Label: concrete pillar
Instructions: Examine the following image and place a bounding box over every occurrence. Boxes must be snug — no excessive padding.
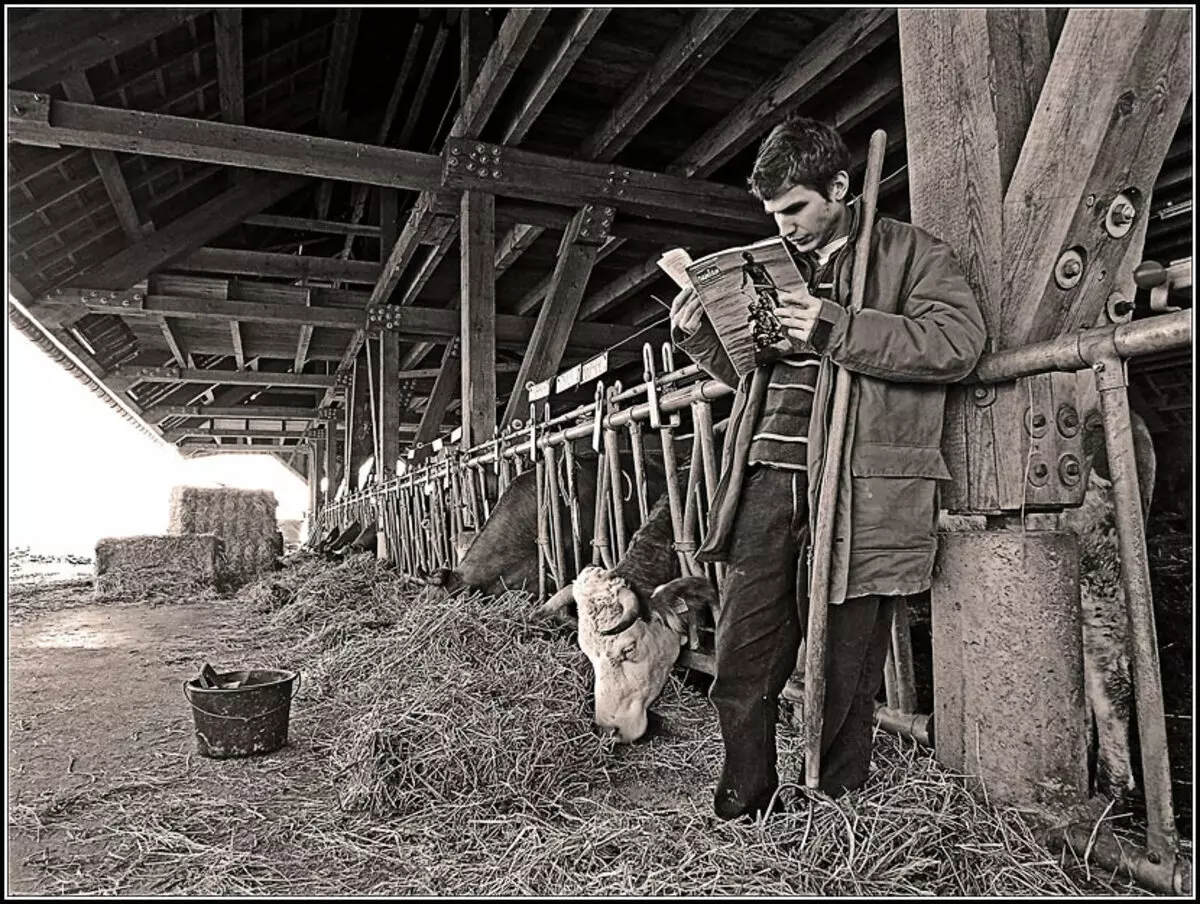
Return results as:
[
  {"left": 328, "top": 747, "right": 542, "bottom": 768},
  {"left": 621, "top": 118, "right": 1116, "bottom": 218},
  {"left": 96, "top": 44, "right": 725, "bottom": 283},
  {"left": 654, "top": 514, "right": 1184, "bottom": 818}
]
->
[{"left": 932, "top": 525, "right": 1089, "bottom": 813}]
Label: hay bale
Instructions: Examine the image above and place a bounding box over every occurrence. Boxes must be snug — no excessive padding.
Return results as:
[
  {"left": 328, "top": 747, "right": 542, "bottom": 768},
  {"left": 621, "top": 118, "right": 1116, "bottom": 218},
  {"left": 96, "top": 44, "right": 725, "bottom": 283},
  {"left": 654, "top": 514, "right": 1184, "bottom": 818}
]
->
[
  {"left": 168, "top": 486, "right": 279, "bottom": 583},
  {"left": 94, "top": 534, "right": 223, "bottom": 603}
]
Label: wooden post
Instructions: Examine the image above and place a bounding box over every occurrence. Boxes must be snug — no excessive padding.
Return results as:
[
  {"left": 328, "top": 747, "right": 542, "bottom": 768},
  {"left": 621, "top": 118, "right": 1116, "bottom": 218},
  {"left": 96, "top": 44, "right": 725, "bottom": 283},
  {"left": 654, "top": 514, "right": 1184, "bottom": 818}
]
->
[
  {"left": 378, "top": 331, "right": 401, "bottom": 561},
  {"left": 323, "top": 417, "right": 340, "bottom": 506},
  {"left": 460, "top": 190, "right": 496, "bottom": 448},
  {"left": 345, "top": 347, "right": 373, "bottom": 493}
]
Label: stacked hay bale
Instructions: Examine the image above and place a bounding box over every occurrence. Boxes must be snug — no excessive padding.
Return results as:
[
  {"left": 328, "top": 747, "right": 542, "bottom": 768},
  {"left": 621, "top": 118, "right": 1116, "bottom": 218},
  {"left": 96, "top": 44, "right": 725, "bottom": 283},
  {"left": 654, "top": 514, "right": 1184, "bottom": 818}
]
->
[
  {"left": 169, "top": 486, "right": 279, "bottom": 585},
  {"left": 94, "top": 534, "right": 223, "bottom": 602}
]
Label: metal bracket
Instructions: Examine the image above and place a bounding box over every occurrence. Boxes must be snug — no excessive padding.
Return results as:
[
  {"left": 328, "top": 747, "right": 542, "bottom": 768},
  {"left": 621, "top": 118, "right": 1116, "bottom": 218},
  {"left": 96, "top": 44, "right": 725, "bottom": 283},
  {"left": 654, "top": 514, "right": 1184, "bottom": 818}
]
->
[
  {"left": 9, "top": 90, "right": 58, "bottom": 148},
  {"left": 601, "top": 166, "right": 631, "bottom": 198},
  {"left": 574, "top": 203, "right": 615, "bottom": 246},
  {"left": 443, "top": 138, "right": 504, "bottom": 185},
  {"left": 365, "top": 304, "right": 403, "bottom": 332},
  {"left": 75, "top": 287, "right": 146, "bottom": 310}
]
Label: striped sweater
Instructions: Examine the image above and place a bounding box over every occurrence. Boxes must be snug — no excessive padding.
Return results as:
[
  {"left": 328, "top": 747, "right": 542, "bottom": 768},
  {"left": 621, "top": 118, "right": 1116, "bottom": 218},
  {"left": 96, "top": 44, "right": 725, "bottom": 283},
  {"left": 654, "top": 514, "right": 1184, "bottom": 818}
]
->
[{"left": 748, "top": 239, "right": 847, "bottom": 470}]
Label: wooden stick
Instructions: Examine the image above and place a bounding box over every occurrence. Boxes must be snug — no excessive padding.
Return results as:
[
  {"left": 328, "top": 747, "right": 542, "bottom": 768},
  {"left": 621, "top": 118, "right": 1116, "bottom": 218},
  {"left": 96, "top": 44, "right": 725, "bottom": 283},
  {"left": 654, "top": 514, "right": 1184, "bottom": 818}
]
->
[{"left": 804, "top": 128, "right": 888, "bottom": 789}]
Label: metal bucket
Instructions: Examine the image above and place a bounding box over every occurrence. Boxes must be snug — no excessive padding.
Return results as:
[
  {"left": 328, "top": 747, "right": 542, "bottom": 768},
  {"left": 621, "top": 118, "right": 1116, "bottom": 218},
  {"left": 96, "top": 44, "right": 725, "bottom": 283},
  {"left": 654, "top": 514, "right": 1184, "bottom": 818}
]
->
[{"left": 184, "top": 668, "right": 299, "bottom": 758}]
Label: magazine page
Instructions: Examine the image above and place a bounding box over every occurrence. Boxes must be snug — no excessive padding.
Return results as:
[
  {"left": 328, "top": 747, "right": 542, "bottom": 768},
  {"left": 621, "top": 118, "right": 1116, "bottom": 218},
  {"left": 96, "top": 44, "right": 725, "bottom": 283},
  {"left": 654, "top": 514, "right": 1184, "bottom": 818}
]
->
[{"left": 682, "top": 236, "right": 807, "bottom": 379}]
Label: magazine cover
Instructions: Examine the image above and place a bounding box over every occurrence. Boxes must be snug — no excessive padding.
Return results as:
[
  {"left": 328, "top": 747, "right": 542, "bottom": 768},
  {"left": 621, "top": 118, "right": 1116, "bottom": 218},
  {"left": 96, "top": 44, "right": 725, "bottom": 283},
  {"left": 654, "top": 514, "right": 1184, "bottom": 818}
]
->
[{"left": 664, "top": 237, "right": 807, "bottom": 379}]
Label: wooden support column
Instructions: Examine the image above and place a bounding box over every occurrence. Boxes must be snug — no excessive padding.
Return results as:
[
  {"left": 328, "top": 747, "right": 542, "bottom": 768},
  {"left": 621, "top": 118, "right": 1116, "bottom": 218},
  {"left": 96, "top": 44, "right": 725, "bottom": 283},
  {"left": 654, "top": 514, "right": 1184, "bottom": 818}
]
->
[
  {"left": 460, "top": 190, "right": 496, "bottom": 448},
  {"left": 502, "top": 204, "right": 612, "bottom": 427},
  {"left": 344, "top": 347, "right": 374, "bottom": 493},
  {"left": 309, "top": 430, "right": 323, "bottom": 521},
  {"left": 323, "top": 418, "right": 340, "bottom": 505},
  {"left": 416, "top": 339, "right": 460, "bottom": 446},
  {"left": 379, "top": 331, "right": 401, "bottom": 479},
  {"left": 900, "top": 7, "right": 1193, "bottom": 821}
]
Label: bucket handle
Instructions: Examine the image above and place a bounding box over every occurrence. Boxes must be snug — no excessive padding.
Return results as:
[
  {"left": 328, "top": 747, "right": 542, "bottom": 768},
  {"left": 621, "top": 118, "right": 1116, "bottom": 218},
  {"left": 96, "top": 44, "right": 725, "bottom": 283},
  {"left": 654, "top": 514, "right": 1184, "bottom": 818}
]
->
[{"left": 183, "top": 671, "right": 302, "bottom": 707}]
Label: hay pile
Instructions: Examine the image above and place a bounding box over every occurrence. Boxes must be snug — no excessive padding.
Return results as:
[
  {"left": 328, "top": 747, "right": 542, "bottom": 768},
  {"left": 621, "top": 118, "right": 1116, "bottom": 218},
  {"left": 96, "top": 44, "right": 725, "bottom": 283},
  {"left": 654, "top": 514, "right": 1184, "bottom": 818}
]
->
[
  {"left": 93, "top": 534, "right": 225, "bottom": 603},
  {"left": 12, "top": 555, "right": 1156, "bottom": 896},
  {"left": 169, "top": 486, "right": 278, "bottom": 584}
]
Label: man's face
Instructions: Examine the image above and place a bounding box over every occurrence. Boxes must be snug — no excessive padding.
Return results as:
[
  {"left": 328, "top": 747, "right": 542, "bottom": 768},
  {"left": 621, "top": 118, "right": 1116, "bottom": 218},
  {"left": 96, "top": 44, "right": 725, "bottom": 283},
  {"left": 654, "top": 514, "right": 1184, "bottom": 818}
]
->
[{"left": 762, "top": 171, "right": 849, "bottom": 253}]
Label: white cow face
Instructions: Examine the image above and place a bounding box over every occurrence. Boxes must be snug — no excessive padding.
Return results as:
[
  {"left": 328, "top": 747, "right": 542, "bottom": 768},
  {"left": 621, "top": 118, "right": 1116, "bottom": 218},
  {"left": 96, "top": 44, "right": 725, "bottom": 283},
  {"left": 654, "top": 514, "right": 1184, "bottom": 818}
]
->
[{"left": 571, "top": 566, "right": 686, "bottom": 743}]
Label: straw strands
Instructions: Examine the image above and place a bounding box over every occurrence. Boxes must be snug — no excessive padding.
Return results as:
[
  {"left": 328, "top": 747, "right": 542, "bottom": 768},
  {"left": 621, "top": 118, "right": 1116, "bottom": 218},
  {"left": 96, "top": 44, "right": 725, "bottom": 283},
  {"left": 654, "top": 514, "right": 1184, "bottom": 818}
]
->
[
  {"left": 10, "top": 555, "right": 1156, "bottom": 896},
  {"left": 93, "top": 534, "right": 226, "bottom": 603},
  {"left": 169, "top": 486, "right": 279, "bottom": 583}
]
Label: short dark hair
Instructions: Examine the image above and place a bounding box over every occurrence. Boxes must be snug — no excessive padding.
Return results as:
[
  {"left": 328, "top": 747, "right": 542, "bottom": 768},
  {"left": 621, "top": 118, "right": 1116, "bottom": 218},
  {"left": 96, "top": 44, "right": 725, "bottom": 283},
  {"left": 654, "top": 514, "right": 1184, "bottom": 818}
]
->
[{"left": 748, "top": 116, "right": 851, "bottom": 202}]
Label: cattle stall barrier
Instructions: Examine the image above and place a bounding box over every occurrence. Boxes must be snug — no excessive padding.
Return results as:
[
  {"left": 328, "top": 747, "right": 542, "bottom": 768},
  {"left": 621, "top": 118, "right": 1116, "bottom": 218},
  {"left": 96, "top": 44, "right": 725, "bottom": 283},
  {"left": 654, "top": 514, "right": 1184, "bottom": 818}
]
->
[{"left": 310, "top": 307, "right": 1191, "bottom": 894}]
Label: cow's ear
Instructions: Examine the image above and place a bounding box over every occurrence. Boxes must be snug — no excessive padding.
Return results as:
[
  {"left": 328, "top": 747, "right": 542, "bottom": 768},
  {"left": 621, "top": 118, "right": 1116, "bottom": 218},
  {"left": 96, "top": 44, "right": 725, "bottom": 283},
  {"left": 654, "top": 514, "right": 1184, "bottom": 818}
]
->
[{"left": 661, "top": 608, "right": 689, "bottom": 639}]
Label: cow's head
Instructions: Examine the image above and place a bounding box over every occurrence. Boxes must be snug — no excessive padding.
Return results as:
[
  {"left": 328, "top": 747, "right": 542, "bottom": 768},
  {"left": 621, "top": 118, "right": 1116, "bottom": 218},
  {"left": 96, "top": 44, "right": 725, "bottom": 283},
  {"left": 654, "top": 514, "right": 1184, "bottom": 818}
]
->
[
  {"left": 543, "top": 566, "right": 715, "bottom": 743},
  {"left": 419, "top": 567, "right": 465, "bottom": 595}
]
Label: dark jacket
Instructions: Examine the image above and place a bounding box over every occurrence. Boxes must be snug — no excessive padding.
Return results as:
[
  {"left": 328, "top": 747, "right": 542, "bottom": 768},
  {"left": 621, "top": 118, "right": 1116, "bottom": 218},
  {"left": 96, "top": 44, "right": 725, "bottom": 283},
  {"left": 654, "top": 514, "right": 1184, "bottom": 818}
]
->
[{"left": 675, "top": 216, "right": 987, "bottom": 603}]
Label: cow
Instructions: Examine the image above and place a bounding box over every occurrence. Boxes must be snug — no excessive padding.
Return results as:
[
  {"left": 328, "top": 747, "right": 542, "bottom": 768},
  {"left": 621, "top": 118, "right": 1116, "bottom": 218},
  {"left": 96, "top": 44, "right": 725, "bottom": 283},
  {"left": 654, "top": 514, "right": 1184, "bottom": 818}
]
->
[
  {"left": 541, "top": 490, "right": 719, "bottom": 742},
  {"left": 423, "top": 442, "right": 670, "bottom": 597}
]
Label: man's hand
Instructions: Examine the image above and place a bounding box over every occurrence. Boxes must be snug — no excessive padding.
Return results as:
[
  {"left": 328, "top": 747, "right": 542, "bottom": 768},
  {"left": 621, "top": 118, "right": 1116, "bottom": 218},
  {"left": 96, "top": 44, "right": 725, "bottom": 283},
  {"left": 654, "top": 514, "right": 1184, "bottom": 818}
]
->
[
  {"left": 671, "top": 287, "right": 704, "bottom": 337},
  {"left": 775, "top": 286, "right": 822, "bottom": 345}
]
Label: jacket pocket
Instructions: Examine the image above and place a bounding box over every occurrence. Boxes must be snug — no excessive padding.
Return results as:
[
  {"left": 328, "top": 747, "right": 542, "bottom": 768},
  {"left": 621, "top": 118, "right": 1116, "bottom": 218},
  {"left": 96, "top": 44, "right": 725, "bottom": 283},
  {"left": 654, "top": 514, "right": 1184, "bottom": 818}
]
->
[{"left": 850, "top": 442, "right": 952, "bottom": 480}]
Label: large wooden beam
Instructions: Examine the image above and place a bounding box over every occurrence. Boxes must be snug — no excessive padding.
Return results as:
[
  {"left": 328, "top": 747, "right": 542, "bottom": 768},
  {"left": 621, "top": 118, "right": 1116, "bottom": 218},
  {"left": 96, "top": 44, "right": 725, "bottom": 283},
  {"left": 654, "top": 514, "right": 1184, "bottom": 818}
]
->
[
  {"left": 214, "top": 10, "right": 244, "bottom": 125},
  {"left": 230, "top": 322, "right": 246, "bottom": 369},
  {"left": 502, "top": 205, "right": 611, "bottom": 427},
  {"left": 115, "top": 366, "right": 337, "bottom": 388},
  {"left": 378, "top": 332, "right": 402, "bottom": 480},
  {"left": 59, "top": 73, "right": 144, "bottom": 243},
  {"left": 158, "top": 317, "right": 189, "bottom": 368},
  {"left": 166, "top": 427, "right": 312, "bottom": 442},
  {"left": 415, "top": 340, "right": 460, "bottom": 446},
  {"left": 9, "top": 93, "right": 443, "bottom": 193},
  {"left": 245, "top": 214, "right": 381, "bottom": 238},
  {"left": 147, "top": 405, "right": 326, "bottom": 422},
  {"left": 1001, "top": 9, "right": 1192, "bottom": 346},
  {"left": 8, "top": 8, "right": 211, "bottom": 90},
  {"left": 460, "top": 190, "right": 496, "bottom": 448},
  {"left": 672, "top": 8, "right": 898, "bottom": 178},
  {"left": 169, "top": 247, "right": 381, "bottom": 283},
  {"left": 68, "top": 172, "right": 306, "bottom": 291}
]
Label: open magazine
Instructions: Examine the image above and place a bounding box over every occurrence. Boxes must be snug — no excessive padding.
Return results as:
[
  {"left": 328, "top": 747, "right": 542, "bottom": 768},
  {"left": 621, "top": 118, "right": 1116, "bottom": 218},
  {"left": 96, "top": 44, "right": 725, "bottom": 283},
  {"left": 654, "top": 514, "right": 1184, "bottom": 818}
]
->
[{"left": 659, "top": 236, "right": 808, "bottom": 379}]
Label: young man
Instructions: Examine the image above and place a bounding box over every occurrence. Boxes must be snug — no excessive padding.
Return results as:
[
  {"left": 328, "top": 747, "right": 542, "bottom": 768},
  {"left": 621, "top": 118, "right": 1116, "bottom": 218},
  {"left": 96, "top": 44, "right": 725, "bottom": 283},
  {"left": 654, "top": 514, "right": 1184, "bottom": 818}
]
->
[{"left": 671, "top": 117, "right": 987, "bottom": 820}]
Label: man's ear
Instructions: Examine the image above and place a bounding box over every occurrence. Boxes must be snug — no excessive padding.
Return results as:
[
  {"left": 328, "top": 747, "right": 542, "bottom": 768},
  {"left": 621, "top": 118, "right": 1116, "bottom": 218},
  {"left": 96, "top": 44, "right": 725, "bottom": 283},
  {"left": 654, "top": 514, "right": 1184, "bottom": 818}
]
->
[{"left": 829, "top": 171, "right": 849, "bottom": 202}]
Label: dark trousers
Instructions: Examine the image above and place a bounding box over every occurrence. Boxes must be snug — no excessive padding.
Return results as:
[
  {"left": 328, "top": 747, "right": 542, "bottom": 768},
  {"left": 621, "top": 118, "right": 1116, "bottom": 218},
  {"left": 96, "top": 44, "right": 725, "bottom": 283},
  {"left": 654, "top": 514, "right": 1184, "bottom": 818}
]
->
[{"left": 710, "top": 466, "right": 894, "bottom": 818}]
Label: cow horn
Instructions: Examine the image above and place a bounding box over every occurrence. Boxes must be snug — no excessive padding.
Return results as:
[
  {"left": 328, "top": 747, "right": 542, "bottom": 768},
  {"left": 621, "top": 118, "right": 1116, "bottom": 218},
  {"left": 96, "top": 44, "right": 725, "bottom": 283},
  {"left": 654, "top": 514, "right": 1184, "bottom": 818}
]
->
[
  {"left": 600, "top": 586, "right": 643, "bottom": 636},
  {"left": 540, "top": 583, "right": 576, "bottom": 615}
]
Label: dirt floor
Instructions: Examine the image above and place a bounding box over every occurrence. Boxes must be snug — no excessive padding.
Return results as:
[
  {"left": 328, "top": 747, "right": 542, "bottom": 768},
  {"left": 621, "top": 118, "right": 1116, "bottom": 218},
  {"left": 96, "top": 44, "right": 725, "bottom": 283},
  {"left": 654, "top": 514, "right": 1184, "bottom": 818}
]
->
[{"left": 7, "top": 590, "right": 264, "bottom": 893}]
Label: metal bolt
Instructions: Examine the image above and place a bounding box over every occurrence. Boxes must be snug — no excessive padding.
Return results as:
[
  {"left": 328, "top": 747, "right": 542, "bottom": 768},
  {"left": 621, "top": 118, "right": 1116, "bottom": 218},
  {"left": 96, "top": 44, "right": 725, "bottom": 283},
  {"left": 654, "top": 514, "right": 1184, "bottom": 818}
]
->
[
  {"left": 1061, "top": 410, "right": 1079, "bottom": 430},
  {"left": 121, "top": 299, "right": 130, "bottom": 307},
  {"left": 1113, "top": 299, "right": 1134, "bottom": 316},
  {"left": 1111, "top": 201, "right": 1135, "bottom": 226},
  {"left": 1085, "top": 194, "right": 1096, "bottom": 208},
  {"left": 1032, "top": 413, "right": 1047, "bottom": 429},
  {"left": 133, "top": 293, "right": 143, "bottom": 302},
  {"left": 1063, "top": 460, "right": 1080, "bottom": 478},
  {"left": 973, "top": 387, "right": 989, "bottom": 400},
  {"left": 1061, "top": 258, "right": 1082, "bottom": 278},
  {"left": 466, "top": 162, "right": 475, "bottom": 171},
  {"left": 450, "top": 146, "right": 459, "bottom": 156},
  {"left": 1032, "top": 463, "right": 1049, "bottom": 479}
]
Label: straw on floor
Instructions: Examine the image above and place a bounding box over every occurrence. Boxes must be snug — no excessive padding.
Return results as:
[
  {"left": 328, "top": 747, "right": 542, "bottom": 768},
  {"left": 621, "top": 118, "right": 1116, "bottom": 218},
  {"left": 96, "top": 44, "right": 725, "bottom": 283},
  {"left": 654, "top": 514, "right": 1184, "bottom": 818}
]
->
[{"left": 9, "top": 554, "right": 1160, "bottom": 896}]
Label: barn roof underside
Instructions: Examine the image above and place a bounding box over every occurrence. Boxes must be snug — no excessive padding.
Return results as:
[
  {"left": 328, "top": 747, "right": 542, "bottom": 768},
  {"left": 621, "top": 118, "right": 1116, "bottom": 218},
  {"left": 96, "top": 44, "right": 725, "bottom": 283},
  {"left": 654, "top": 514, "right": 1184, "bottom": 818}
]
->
[{"left": 6, "top": 8, "right": 1193, "bottom": 467}]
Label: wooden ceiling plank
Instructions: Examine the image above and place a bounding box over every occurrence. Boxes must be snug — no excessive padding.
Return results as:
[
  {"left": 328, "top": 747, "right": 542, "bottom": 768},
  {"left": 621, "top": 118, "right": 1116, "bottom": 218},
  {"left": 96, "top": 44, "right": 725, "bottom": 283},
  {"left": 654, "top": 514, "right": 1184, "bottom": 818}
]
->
[
  {"left": 501, "top": 8, "right": 610, "bottom": 145},
  {"left": 214, "top": 9, "right": 245, "bottom": 125},
  {"left": 339, "top": 19, "right": 428, "bottom": 260},
  {"left": 671, "top": 8, "right": 898, "bottom": 178},
  {"left": 9, "top": 8, "right": 213, "bottom": 90},
  {"left": 169, "top": 247, "right": 381, "bottom": 283},
  {"left": 68, "top": 172, "right": 307, "bottom": 291},
  {"left": 314, "top": 10, "right": 362, "bottom": 220}
]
